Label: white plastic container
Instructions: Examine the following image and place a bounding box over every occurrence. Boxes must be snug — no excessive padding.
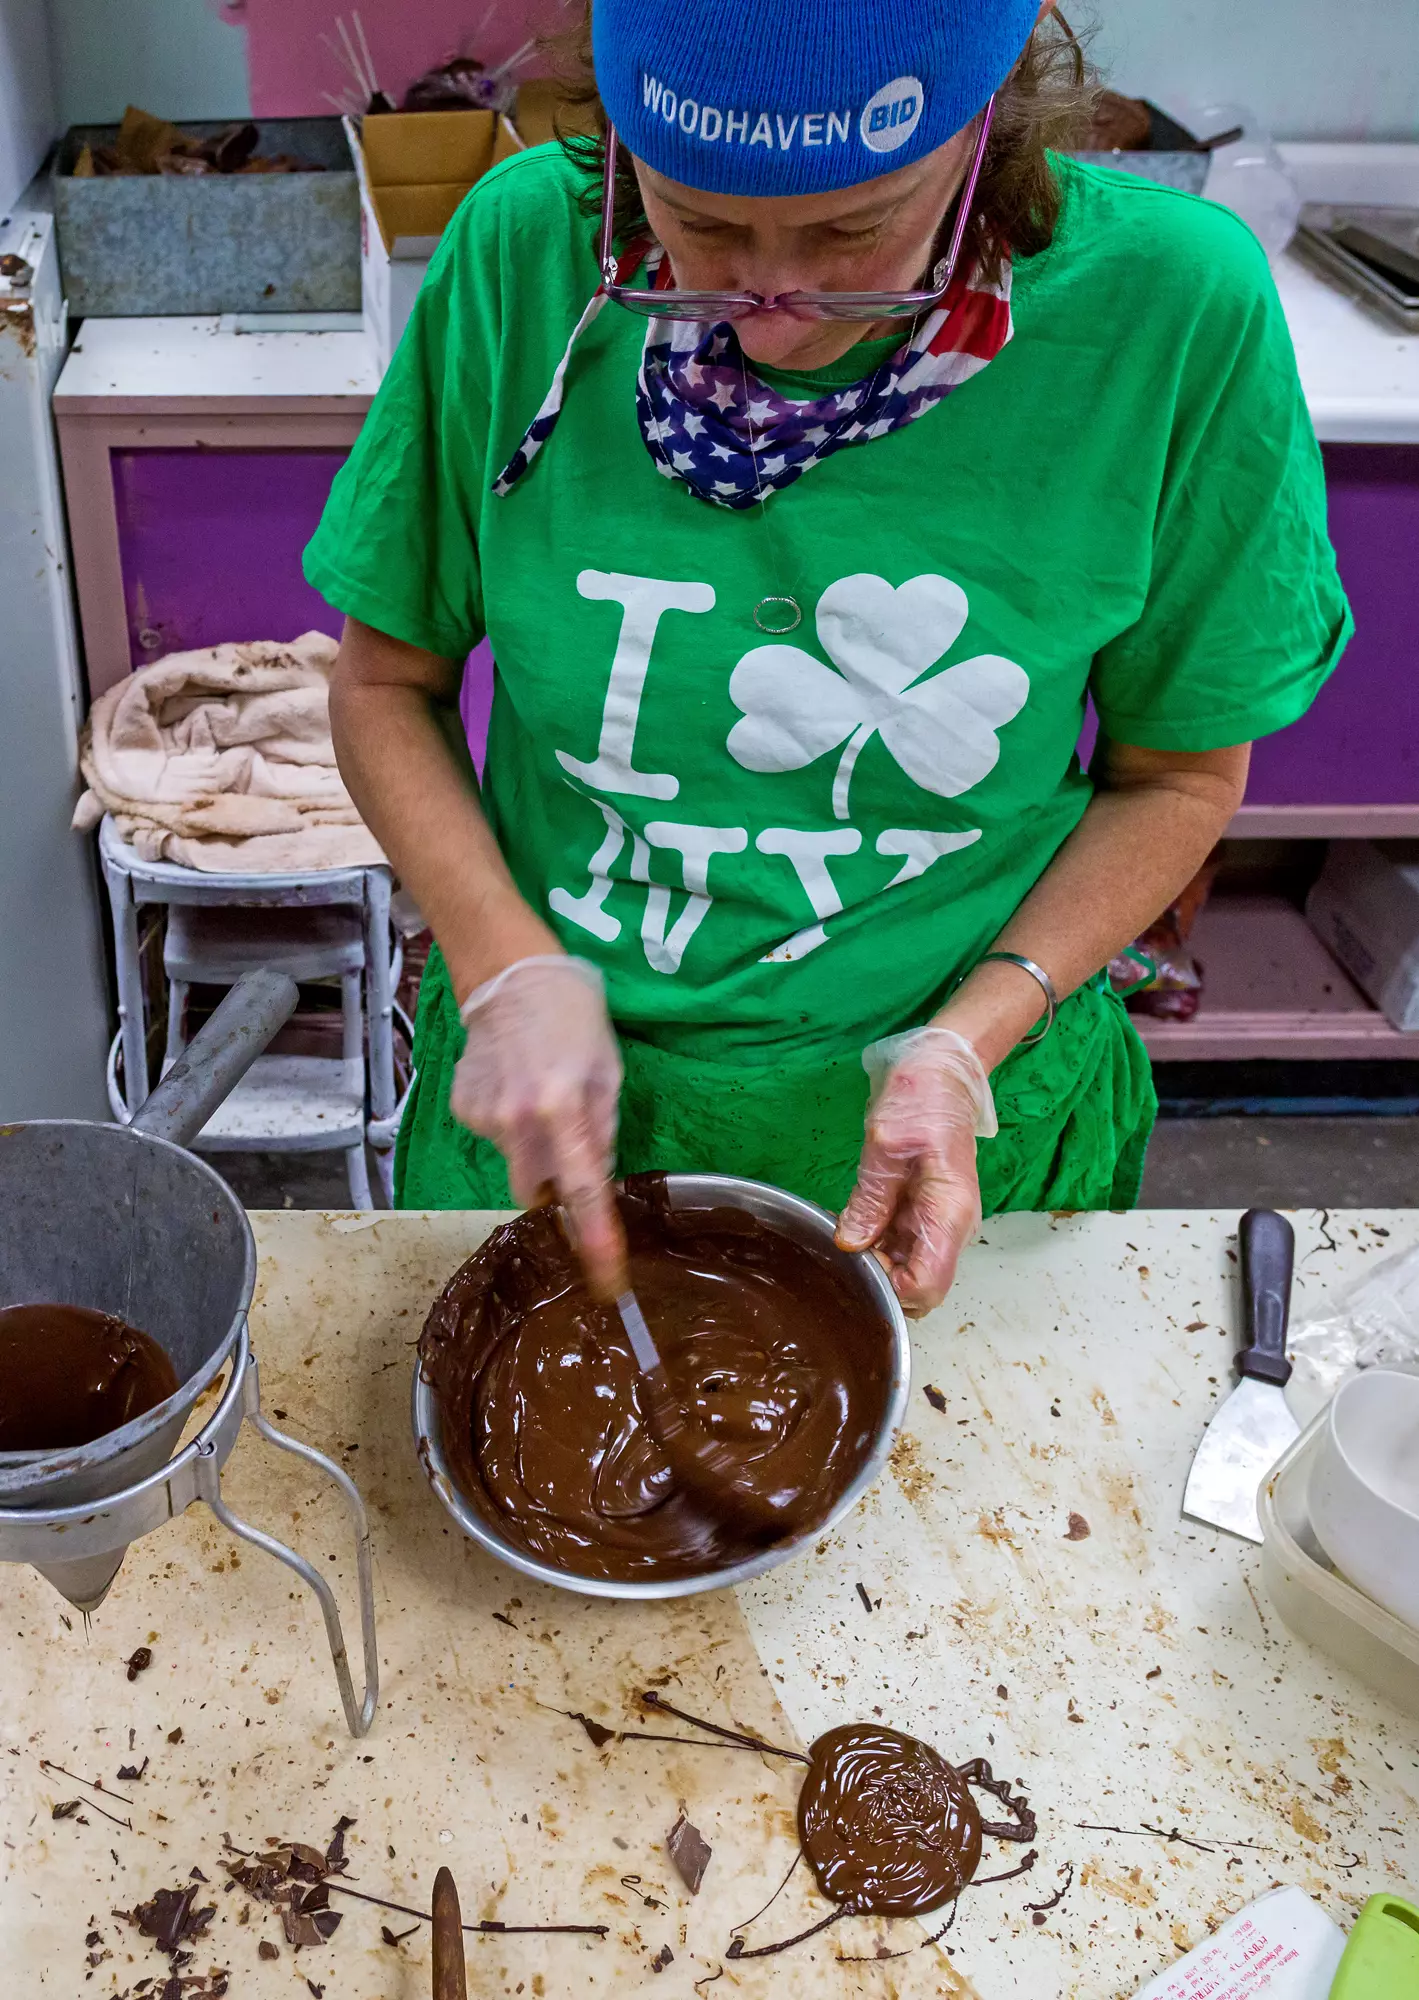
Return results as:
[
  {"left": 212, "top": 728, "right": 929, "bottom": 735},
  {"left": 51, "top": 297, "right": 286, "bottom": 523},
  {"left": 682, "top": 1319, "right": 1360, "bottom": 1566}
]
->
[
  {"left": 1308, "top": 1369, "right": 1419, "bottom": 1630},
  {"left": 1260, "top": 1413, "right": 1419, "bottom": 1719},
  {"left": 1306, "top": 841, "right": 1419, "bottom": 1033}
]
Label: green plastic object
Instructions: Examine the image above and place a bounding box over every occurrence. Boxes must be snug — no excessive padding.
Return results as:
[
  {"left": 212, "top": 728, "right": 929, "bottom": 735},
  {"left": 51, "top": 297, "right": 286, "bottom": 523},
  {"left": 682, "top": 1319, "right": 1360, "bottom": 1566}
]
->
[{"left": 1330, "top": 1895, "right": 1419, "bottom": 1998}]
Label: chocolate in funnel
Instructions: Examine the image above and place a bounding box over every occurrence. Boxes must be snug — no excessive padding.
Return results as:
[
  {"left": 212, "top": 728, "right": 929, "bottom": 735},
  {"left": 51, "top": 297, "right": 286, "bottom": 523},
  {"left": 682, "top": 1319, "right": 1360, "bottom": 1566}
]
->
[{"left": 0, "top": 1304, "right": 179, "bottom": 1453}]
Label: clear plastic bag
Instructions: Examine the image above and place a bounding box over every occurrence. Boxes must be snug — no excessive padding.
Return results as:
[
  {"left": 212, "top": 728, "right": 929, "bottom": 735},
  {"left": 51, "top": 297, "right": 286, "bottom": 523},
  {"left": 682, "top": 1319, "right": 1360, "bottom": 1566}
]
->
[{"left": 1287, "top": 1236, "right": 1419, "bottom": 1429}]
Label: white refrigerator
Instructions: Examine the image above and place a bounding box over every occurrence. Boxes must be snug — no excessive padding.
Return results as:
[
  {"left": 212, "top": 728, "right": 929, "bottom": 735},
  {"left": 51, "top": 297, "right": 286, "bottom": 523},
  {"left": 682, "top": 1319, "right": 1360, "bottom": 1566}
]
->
[{"left": 0, "top": 169, "right": 111, "bottom": 1118}]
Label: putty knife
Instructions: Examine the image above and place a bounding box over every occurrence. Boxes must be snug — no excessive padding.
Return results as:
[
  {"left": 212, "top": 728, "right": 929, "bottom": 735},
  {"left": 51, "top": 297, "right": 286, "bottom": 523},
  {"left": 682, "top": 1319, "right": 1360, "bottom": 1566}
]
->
[{"left": 1182, "top": 1208, "right": 1299, "bottom": 1544}]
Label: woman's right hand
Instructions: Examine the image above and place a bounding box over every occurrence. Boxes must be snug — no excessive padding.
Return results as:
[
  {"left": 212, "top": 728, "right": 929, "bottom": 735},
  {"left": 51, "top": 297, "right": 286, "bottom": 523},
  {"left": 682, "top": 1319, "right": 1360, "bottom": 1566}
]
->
[{"left": 451, "top": 955, "right": 627, "bottom": 1297}]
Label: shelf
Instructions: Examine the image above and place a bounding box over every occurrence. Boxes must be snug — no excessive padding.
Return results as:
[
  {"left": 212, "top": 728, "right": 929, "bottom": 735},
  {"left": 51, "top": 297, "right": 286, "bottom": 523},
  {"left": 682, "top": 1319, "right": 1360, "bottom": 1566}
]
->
[
  {"left": 1135, "top": 894, "right": 1419, "bottom": 1062},
  {"left": 1227, "top": 804, "right": 1419, "bottom": 840}
]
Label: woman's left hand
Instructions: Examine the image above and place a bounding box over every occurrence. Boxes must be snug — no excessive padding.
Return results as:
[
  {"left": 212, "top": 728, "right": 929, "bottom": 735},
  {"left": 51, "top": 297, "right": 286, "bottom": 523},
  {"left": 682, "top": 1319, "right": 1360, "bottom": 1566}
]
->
[{"left": 835, "top": 1027, "right": 996, "bottom": 1317}]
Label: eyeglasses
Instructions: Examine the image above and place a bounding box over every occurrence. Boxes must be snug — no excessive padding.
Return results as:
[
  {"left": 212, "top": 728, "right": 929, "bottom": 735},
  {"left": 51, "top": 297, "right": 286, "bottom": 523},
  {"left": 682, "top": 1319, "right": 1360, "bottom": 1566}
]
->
[{"left": 598, "top": 96, "right": 996, "bottom": 323}]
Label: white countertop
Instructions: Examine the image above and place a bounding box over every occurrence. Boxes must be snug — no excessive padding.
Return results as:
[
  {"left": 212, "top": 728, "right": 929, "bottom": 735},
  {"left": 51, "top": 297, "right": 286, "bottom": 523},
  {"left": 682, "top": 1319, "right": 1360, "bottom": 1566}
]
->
[
  {"left": 50, "top": 146, "right": 1419, "bottom": 442},
  {"left": 2, "top": 1205, "right": 1415, "bottom": 1998},
  {"left": 53, "top": 311, "right": 379, "bottom": 408}
]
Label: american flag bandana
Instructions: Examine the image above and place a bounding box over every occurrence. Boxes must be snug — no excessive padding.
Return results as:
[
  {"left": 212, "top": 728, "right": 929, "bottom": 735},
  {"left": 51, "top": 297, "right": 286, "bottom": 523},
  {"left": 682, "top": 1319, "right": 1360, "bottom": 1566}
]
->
[{"left": 493, "top": 242, "right": 1012, "bottom": 508}]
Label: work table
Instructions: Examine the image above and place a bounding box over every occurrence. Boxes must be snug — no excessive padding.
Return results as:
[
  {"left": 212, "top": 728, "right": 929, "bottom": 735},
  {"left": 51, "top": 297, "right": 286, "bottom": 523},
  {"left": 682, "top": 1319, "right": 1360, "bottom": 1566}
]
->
[{"left": 2, "top": 1207, "right": 1415, "bottom": 1997}]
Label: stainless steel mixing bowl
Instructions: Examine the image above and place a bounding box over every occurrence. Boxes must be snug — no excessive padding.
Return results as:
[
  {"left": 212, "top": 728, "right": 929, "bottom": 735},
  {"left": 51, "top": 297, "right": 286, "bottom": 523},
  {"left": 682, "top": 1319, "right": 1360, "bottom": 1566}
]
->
[{"left": 412, "top": 1173, "right": 911, "bottom": 1600}]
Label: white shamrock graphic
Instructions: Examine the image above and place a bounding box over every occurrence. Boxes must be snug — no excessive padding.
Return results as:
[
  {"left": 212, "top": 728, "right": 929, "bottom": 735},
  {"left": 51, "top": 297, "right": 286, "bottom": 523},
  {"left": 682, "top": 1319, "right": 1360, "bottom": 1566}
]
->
[{"left": 727, "top": 573, "right": 1029, "bottom": 820}]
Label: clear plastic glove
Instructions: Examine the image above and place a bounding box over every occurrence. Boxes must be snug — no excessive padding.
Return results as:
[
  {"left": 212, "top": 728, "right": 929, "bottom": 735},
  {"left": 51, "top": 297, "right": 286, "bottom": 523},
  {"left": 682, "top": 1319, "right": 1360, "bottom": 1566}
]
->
[
  {"left": 452, "top": 954, "right": 626, "bottom": 1297},
  {"left": 836, "top": 1026, "right": 997, "bottom": 1317}
]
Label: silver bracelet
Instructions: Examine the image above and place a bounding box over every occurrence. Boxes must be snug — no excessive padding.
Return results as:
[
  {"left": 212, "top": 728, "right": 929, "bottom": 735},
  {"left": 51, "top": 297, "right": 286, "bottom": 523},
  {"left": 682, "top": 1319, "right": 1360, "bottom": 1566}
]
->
[{"left": 978, "top": 951, "right": 1058, "bottom": 1047}]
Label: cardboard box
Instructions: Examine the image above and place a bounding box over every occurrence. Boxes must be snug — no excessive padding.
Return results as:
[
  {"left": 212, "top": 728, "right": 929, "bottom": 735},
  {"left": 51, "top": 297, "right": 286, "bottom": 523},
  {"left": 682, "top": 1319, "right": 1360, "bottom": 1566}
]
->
[
  {"left": 1306, "top": 840, "right": 1419, "bottom": 1032},
  {"left": 513, "top": 80, "right": 600, "bottom": 151},
  {"left": 346, "top": 110, "right": 522, "bottom": 373}
]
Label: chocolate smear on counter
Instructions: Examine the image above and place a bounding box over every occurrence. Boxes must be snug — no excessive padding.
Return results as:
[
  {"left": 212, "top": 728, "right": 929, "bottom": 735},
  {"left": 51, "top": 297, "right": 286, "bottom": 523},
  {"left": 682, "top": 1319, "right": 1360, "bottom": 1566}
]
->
[
  {"left": 0, "top": 1304, "right": 178, "bottom": 1450},
  {"left": 799, "top": 1727, "right": 985, "bottom": 1917},
  {"left": 418, "top": 1174, "right": 890, "bottom": 1583},
  {"left": 667, "top": 1813, "right": 712, "bottom": 1895},
  {"left": 127, "top": 1647, "right": 154, "bottom": 1680}
]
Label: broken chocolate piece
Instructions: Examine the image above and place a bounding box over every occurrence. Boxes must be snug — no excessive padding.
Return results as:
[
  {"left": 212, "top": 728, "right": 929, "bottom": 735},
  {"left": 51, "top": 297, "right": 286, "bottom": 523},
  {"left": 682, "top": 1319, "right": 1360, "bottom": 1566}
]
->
[
  {"left": 651, "top": 1943, "right": 674, "bottom": 1972},
  {"left": 126, "top": 1647, "right": 153, "bottom": 1681},
  {"left": 257, "top": 1939, "right": 278, "bottom": 1960},
  {"left": 117, "top": 1757, "right": 150, "bottom": 1781},
  {"left": 923, "top": 1384, "right": 947, "bottom": 1412},
  {"left": 324, "top": 1815, "right": 355, "bottom": 1872},
  {"left": 667, "top": 1814, "right": 712, "bottom": 1896},
  {"left": 1065, "top": 1512, "right": 1091, "bottom": 1541},
  {"left": 120, "top": 1882, "right": 216, "bottom": 1957},
  {"left": 51, "top": 1799, "right": 82, "bottom": 1820}
]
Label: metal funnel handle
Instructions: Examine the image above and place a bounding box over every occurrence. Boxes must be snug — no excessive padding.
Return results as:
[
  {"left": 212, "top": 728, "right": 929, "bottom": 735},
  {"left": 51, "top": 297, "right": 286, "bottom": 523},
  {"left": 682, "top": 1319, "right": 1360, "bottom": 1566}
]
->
[{"left": 132, "top": 968, "right": 299, "bottom": 1149}]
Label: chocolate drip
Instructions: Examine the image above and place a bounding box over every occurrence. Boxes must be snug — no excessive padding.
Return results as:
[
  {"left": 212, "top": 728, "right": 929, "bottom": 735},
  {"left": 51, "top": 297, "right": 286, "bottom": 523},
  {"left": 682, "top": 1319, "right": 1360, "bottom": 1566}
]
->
[
  {"left": 0, "top": 1304, "right": 179, "bottom": 1452},
  {"left": 798, "top": 1726, "right": 984, "bottom": 1918},
  {"left": 418, "top": 1176, "right": 888, "bottom": 1583}
]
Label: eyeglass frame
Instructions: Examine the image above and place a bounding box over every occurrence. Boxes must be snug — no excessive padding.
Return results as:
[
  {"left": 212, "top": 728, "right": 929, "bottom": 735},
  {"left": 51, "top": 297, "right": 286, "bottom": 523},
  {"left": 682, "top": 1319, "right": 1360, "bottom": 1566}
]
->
[{"left": 598, "top": 96, "right": 997, "bottom": 323}]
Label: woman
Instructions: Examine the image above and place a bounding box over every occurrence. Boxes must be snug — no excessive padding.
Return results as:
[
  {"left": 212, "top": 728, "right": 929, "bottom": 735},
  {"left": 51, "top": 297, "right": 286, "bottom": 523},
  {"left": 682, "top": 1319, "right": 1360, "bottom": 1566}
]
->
[{"left": 306, "top": 1, "right": 1348, "bottom": 1314}]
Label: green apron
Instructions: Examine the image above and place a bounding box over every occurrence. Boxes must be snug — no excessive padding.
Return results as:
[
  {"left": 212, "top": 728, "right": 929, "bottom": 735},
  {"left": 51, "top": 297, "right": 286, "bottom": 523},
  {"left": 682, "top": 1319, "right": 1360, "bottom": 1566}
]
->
[{"left": 395, "top": 943, "right": 1156, "bottom": 1215}]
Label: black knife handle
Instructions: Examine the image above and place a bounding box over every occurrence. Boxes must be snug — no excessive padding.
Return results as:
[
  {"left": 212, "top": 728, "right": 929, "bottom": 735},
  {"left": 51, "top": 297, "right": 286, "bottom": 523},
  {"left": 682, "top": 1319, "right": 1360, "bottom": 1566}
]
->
[{"left": 1237, "top": 1208, "right": 1294, "bottom": 1386}]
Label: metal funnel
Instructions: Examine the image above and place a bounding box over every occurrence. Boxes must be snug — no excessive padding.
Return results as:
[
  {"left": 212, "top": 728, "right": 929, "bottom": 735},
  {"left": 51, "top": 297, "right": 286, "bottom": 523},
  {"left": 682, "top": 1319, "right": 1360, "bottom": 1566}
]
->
[{"left": 0, "top": 971, "right": 297, "bottom": 1609}]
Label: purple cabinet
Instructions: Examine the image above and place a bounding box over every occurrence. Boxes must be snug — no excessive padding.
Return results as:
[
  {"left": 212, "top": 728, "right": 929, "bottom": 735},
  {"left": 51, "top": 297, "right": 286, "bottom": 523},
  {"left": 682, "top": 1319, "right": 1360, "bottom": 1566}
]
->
[
  {"left": 113, "top": 447, "right": 348, "bottom": 663},
  {"left": 1245, "top": 445, "right": 1419, "bottom": 807}
]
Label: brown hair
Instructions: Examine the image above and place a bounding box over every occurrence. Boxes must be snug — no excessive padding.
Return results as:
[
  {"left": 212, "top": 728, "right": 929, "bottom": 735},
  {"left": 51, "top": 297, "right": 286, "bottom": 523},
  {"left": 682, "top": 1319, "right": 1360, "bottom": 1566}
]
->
[{"left": 541, "top": 7, "right": 1098, "bottom": 283}]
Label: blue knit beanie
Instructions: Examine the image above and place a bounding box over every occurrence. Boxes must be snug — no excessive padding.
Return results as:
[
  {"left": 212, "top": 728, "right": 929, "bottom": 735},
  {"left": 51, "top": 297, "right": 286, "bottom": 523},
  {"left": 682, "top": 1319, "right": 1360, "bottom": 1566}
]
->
[{"left": 592, "top": 0, "right": 1040, "bottom": 196}]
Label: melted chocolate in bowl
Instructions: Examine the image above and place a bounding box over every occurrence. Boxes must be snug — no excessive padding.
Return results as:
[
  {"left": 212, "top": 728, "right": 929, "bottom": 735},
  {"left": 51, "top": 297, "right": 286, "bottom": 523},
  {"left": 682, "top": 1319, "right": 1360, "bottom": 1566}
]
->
[
  {"left": 418, "top": 1175, "right": 892, "bottom": 1583},
  {"left": 799, "top": 1725, "right": 984, "bottom": 1915},
  {"left": 0, "top": 1304, "right": 179, "bottom": 1454}
]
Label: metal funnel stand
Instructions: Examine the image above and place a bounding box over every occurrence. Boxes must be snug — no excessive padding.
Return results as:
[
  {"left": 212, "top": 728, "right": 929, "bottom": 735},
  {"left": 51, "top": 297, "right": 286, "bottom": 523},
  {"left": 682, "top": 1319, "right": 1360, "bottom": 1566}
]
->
[{"left": 0, "top": 971, "right": 380, "bottom": 1736}]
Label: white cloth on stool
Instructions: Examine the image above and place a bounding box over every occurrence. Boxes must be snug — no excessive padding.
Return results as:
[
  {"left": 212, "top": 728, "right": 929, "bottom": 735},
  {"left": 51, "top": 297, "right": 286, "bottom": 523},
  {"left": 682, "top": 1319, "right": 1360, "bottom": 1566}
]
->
[{"left": 73, "top": 633, "right": 386, "bottom": 873}]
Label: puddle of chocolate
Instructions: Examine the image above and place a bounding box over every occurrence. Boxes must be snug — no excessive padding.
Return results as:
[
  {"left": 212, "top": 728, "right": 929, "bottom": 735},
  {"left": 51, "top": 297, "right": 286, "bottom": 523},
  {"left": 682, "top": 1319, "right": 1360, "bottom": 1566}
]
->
[
  {"left": 419, "top": 1175, "right": 891, "bottom": 1583},
  {"left": 0, "top": 1303, "right": 179, "bottom": 1452},
  {"left": 798, "top": 1726, "right": 984, "bottom": 1917}
]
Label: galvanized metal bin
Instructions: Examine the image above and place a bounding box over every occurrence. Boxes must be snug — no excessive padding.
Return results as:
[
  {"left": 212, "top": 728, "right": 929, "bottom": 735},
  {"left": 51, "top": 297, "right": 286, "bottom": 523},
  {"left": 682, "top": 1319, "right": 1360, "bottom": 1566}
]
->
[{"left": 53, "top": 118, "right": 361, "bottom": 317}]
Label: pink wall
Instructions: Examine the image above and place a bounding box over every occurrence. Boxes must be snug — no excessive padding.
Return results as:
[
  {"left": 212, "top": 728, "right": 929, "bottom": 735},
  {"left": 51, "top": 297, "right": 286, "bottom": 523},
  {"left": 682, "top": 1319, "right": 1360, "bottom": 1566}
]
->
[{"left": 241, "top": 0, "right": 570, "bottom": 119}]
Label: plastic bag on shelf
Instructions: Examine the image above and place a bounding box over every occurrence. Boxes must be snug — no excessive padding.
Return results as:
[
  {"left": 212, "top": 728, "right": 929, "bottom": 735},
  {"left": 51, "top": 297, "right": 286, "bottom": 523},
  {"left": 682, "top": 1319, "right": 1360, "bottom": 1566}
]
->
[{"left": 1287, "top": 1235, "right": 1419, "bottom": 1429}]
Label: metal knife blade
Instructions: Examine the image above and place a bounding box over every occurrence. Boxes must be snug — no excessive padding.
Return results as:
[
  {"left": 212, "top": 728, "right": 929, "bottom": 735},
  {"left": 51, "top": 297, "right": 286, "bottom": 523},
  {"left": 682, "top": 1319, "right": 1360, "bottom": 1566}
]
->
[
  {"left": 616, "top": 1290, "right": 661, "bottom": 1375},
  {"left": 1182, "top": 1208, "right": 1299, "bottom": 1544},
  {"left": 1182, "top": 1375, "right": 1299, "bottom": 1543}
]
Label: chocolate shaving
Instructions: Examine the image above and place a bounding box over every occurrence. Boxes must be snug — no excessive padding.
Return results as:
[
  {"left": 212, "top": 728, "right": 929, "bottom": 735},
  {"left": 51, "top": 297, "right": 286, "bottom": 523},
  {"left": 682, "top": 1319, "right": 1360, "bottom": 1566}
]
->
[
  {"left": 564, "top": 1710, "right": 615, "bottom": 1749},
  {"left": 306, "top": 1983, "right": 325, "bottom": 1998},
  {"left": 651, "top": 1943, "right": 674, "bottom": 1971},
  {"left": 116, "top": 1883, "right": 216, "bottom": 1958},
  {"left": 492, "top": 1611, "right": 518, "bottom": 1628},
  {"left": 638, "top": 1691, "right": 808, "bottom": 1765},
  {"left": 381, "top": 1923, "right": 419, "bottom": 1945},
  {"left": 667, "top": 1813, "right": 712, "bottom": 1896},
  {"left": 324, "top": 1815, "right": 355, "bottom": 1872},
  {"left": 727, "top": 1908, "right": 845, "bottom": 1958},
  {"left": 257, "top": 1940, "right": 278, "bottom": 1960},
  {"left": 167, "top": 1728, "right": 183, "bottom": 1745},
  {"left": 52, "top": 1799, "right": 83, "bottom": 1820},
  {"left": 126, "top": 1646, "right": 153, "bottom": 1680},
  {"left": 953, "top": 1759, "right": 1037, "bottom": 1842},
  {"left": 693, "top": 1972, "right": 725, "bottom": 1995},
  {"left": 1025, "top": 1860, "right": 1074, "bottom": 1913},
  {"left": 855, "top": 1582, "right": 874, "bottom": 1614},
  {"left": 969, "top": 1849, "right": 1038, "bottom": 1887},
  {"left": 923, "top": 1385, "right": 947, "bottom": 1412},
  {"left": 118, "top": 1758, "right": 150, "bottom": 1781},
  {"left": 323, "top": 1880, "right": 608, "bottom": 1937}
]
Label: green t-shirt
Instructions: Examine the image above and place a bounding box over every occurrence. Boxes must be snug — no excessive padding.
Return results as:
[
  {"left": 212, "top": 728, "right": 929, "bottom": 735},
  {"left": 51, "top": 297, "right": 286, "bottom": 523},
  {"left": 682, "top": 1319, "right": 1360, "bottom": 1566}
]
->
[{"left": 305, "top": 146, "right": 1349, "bottom": 1065}]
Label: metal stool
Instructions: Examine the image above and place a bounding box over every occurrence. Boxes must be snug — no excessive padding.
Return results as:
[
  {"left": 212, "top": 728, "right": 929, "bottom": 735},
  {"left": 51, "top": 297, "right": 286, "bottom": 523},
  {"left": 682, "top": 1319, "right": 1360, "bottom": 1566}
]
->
[{"left": 100, "top": 818, "right": 399, "bottom": 1208}]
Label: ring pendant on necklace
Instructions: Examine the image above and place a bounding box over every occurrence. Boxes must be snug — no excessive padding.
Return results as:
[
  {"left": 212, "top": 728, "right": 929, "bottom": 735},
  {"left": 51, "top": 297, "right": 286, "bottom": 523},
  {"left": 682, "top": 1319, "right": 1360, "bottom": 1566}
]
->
[{"left": 753, "top": 594, "right": 803, "bottom": 635}]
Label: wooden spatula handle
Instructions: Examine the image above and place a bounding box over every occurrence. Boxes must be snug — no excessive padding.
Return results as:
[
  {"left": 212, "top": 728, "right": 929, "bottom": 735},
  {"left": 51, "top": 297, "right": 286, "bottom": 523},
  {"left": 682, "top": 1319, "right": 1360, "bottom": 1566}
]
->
[{"left": 432, "top": 1865, "right": 468, "bottom": 2000}]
